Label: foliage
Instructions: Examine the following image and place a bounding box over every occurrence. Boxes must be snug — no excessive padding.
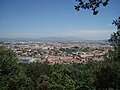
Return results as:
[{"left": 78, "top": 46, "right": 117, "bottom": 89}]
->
[
  {"left": 74, "top": 0, "right": 110, "bottom": 15},
  {"left": 0, "top": 46, "right": 31, "bottom": 90},
  {"left": 1, "top": 46, "right": 120, "bottom": 90},
  {"left": 94, "top": 61, "right": 120, "bottom": 90},
  {"left": 112, "top": 17, "right": 120, "bottom": 30},
  {"left": 108, "top": 17, "right": 120, "bottom": 61},
  {"left": 23, "top": 62, "right": 53, "bottom": 90}
]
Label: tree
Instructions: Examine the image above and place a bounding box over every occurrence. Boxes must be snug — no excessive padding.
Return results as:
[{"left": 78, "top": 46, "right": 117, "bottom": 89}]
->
[
  {"left": 0, "top": 46, "right": 31, "bottom": 90},
  {"left": 109, "top": 17, "right": 120, "bottom": 61},
  {"left": 94, "top": 61, "right": 120, "bottom": 90},
  {"left": 74, "top": 0, "right": 110, "bottom": 15},
  {"left": 25, "top": 62, "right": 53, "bottom": 90}
]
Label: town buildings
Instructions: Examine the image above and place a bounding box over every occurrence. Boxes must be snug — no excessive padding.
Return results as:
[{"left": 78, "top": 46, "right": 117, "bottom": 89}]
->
[{"left": 0, "top": 41, "right": 110, "bottom": 64}]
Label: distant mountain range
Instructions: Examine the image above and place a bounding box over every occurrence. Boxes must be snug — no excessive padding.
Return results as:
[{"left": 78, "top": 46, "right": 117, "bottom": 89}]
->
[
  {"left": 0, "top": 37, "right": 109, "bottom": 44},
  {"left": 0, "top": 37, "right": 85, "bottom": 42}
]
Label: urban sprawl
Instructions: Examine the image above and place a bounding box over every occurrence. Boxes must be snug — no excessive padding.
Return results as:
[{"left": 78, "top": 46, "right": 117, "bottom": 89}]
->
[{"left": 1, "top": 41, "right": 111, "bottom": 64}]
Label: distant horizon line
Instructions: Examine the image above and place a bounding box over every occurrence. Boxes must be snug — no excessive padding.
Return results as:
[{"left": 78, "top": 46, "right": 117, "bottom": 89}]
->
[{"left": 0, "top": 37, "right": 109, "bottom": 41}]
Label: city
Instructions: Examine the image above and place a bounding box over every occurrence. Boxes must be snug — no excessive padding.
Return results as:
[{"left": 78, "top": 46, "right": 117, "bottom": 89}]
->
[{"left": 0, "top": 40, "right": 111, "bottom": 64}]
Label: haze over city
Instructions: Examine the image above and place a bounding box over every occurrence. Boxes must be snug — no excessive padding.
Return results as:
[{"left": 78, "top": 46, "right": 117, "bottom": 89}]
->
[{"left": 0, "top": 0, "right": 120, "bottom": 40}]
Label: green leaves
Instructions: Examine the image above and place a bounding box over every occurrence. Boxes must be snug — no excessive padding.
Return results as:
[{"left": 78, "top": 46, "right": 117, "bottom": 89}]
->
[
  {"left": 1, "top": 46, "right": 120, "bottom": 90},
  {"left": 109, "top": 17, "right": 120, "bottom": 61},
  {"left": 94, "top": 61, "right": 120, "bottom": 89},
  {"left": 0, "top": 46, "right": 31, "bottom": 90}
]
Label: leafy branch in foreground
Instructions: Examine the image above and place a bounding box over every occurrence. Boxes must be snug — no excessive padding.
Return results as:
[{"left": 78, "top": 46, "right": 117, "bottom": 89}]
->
[{"left": 74, "top": 0, "right": 110, "bottom": 15}]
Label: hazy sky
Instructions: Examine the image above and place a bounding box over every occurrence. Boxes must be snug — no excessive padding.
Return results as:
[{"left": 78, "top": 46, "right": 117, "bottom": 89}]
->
[{"left": 0, "top": 0, "right": 120, "bottom": 40}]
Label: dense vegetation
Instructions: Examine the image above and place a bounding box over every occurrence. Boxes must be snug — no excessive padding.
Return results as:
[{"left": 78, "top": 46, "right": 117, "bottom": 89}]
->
[{"left": 0, "top": 45, "right": 120, "bottom": 90}]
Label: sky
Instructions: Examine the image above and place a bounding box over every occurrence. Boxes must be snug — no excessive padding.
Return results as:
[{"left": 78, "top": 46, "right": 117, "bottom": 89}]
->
[{"left": 0, "top": 0, "right": 120, "bottom": 40}]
